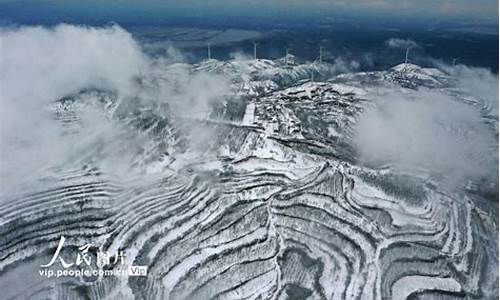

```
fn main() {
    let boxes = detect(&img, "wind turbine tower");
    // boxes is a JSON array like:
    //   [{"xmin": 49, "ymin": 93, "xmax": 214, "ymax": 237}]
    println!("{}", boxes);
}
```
[
  {"xmin": 207, "ymin": 43, "xmax": 212, "ymax": 60},
  {"xmin": 404, "ymin": 46, "xmax": 411, "ymax": 65},
  {"xmin": 253, "ymin": 42, "xmax": 257, "ymax": 60}
]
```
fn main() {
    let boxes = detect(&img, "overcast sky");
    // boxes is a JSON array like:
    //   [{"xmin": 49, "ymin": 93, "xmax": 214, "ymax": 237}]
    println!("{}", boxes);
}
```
[{"xmin": 0, "ymin": 0, "xmax": 498, "ymax": 22}]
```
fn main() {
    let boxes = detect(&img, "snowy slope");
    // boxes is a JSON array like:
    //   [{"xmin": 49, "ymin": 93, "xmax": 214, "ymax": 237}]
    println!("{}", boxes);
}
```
[{"xmin": 0, "ymin": 58, "xmax": 497, "ymax": 300}]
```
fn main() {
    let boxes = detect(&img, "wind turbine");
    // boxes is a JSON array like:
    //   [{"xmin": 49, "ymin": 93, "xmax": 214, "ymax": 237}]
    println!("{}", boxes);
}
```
[
  {"xmin": 253, "ymin": 42, "xmax": 258, "ymax": 60},
  {"xmin": 207, "ymin": 42, "xmax": 212, "ymax": 60},
  {"xmin": 404, "ymin": 46, "xmax": 411, "ymax": 65}
]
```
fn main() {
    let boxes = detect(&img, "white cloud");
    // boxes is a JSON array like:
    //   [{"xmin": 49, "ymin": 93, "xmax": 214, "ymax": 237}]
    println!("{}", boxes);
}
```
[
  {"xmin": 0, "ymin": 24, "xmax": 231, "ymax": 195},
  {"xmin": 439, "ymin": 62, "xmax": 499, "ymax": 120},
  {"xmin": 385, "ymin": 38, "xmax": 419, "ymax": 49},
  {"xmin": 0, "ymin": 24, "xmax": 147, "ymax": 104},
  {"xmin": 331, "ymin": 57, "xmax": 360, "ymax": 73},
  {"xmin": 0, "ymin": 24, "xmax": 149, "ymax": 194},
  {"xmin": 354, "ymin": 87, "xmax": 498, "ymax": 187},
  {"xmin": 229, "ymin": 50, "xmax": 253, "ymax": 61}
]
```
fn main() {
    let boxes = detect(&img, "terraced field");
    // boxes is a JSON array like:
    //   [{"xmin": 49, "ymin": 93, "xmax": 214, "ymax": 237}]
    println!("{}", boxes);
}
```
[{"xmin": 0, "ymin": 60, "xmax": 497, "ymax": 300}]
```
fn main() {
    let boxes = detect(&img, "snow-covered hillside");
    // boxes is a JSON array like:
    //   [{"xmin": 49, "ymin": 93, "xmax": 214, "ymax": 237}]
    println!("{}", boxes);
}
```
[{"xmin": 0, "ymin": 57, "xmax": 497, "ymax": 300}]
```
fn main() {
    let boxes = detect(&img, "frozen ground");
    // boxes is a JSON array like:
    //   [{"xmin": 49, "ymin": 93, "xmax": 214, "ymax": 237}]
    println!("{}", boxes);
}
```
[{"xmin": 0, "ymin": 56, "xmax": 498, "ymax": 300}]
